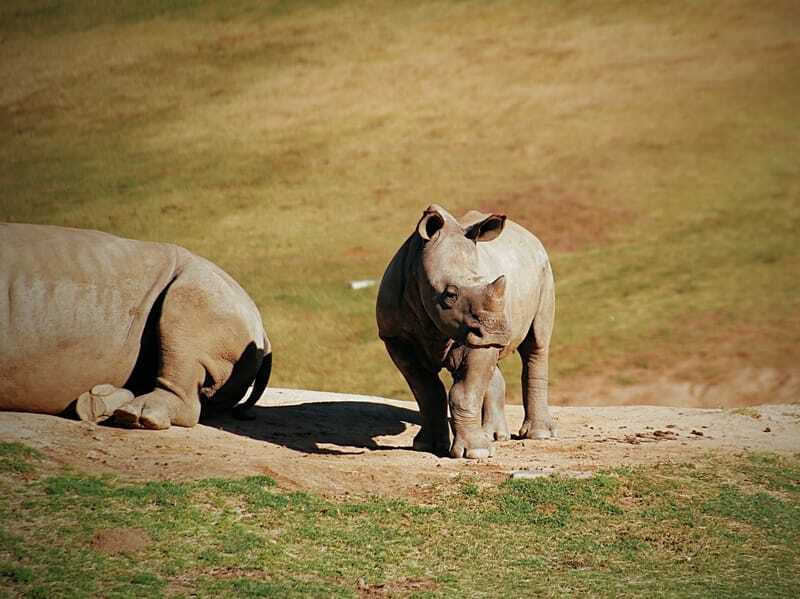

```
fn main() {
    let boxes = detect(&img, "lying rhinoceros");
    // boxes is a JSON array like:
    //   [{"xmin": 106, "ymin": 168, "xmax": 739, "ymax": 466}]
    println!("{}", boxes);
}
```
[
  {"xmin": 0, "ymin": 223, "xmax": 271, "ymax": 429},
  {"xmin": 376, "ymin": 205, "xmax": 555, "ymax": 458}
]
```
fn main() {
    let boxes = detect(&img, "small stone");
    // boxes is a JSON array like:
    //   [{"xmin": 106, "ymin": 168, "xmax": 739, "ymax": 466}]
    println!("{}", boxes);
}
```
[{"xmin": 763, "ymin": 427, "xmax": 771, "ymax": 433}]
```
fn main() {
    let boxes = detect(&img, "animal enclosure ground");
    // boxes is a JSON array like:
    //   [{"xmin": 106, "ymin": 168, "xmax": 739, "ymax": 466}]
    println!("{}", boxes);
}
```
[
  {"xmin": 1, "ymin": 392, "xmax": 799, "ymax": 597},
  {"xmin": 1, "ymin": 389, "xmax": 798, "ymax": 497}
]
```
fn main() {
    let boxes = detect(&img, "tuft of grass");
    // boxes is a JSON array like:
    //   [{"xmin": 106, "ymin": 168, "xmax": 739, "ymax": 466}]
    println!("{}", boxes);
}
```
[
  {"xmin": 0, "ymin": 442, "xmax": 44, "ymax": 475},
  {"xmin": 494, "ymin": 474, "xmax": 621, "ymax": 527}
]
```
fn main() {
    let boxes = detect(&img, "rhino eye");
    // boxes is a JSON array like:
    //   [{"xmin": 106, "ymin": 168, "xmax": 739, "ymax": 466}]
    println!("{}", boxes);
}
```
[{"xmin": 441, "ymin": 285, "xmax": 459, "ymax": 308}]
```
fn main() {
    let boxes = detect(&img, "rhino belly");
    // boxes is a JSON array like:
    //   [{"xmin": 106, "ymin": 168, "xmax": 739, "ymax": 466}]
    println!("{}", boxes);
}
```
[{"xmin": 0, "ymin": 224, "xmax": 182, "ymax": 414}]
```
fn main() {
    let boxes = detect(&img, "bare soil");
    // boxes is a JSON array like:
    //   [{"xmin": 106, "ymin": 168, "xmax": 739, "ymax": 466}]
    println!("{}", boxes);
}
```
[
  {"xmin": 91, "ymin": 528, "xmax": 151, "ymax": 555},
  {"xmin": 1, "ymin": 388, "xmax": 797, "ymax": 499}
]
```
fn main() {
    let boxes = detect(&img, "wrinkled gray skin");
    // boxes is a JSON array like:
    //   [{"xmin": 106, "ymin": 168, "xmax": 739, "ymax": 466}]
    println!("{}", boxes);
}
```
[
  {"xmin": 0, "ymin": 223, "xmax": 272, "ymax": 429},
  {"xmin": 376, "ymin": 205, "xmax": 556, "ymax": 459}
]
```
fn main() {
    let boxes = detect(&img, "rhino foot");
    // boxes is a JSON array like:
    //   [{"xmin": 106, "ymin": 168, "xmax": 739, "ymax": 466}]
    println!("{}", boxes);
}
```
[
  {"xmin": 113, "ymin": 398, "xmax": 171, "ymax": 430},
  {"xmin": 412, "ymin": 428, "xmax": 450, "ymax": 457},
  {"xmin": 450, "ymin": 429, "xmax": 495, "ymax": 459},
  {"xmin": 75, "ymin": 385, "xmax": 134, "ymax": 423},
  {"xmin": 482, "ymin": 415, "xmax": 510, "ymax": 442},
  {"xmin": 518, "ymin": 418, "xmax": 557, "ymax": 440}
]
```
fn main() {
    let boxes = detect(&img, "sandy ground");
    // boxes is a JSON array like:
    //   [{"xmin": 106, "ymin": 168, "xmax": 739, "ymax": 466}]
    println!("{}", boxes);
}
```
[{"xmin": 1, "ymin": 388, "xmax": 798, "ymax": 498}]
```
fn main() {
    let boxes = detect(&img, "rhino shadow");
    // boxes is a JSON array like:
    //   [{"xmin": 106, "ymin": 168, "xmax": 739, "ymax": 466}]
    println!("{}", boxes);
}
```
[{"xmin": 201, "ymin": 400, "xmax": 421, "ymax": 455}]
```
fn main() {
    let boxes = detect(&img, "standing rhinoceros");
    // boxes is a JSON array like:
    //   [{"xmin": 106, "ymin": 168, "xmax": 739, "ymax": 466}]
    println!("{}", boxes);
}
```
[
  {"xmin": 376, "ymin": 205, "xmax": 555, "ymax": 459},
  {"xmin": 0, "ymin": 223, "xmax": 271, "ymax": 429}
]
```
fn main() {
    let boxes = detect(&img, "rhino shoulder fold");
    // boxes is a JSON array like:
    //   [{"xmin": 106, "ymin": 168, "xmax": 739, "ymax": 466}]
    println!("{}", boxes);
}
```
[{"xmin": 377, "ymin": 234, "xmax": 424, "ymax": 338}]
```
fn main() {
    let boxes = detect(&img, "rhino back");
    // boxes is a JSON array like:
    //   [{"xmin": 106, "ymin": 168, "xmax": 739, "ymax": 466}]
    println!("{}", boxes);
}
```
[
  {"xmin": 474, "ymin": 219, "xmax": 550, "ymax": 351},
  {"xmin": 0, "ymin": 223, "xmax": 185, "ymax": 414}
]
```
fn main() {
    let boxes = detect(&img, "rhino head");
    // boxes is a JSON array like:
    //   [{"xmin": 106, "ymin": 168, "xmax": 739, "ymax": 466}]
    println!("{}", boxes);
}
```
[{"xmin": 415, "ymin": 204, "xmax": 511, "ymax": 349}]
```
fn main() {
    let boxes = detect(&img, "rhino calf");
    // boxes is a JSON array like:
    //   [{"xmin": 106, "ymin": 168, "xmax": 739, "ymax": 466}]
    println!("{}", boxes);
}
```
[
  {"xmin": 377, "ymin": 205, "xmax": 555, "ymax": 458},
  {"xmin": 0, "ymin": 223, "xmax": 272, "ymax": 429}
]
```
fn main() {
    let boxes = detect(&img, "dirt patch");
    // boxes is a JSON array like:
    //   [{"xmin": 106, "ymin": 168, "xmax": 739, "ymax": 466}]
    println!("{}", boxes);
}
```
[
  {"xmin": 479, "ymin": 184, "xmax": 633, "ymax": 252},
  {"xmin": 550, "ymin": 310, "xmax": 800, "ymax": 408},
  {"xmin": 551, "ymin": 366, "xmax": 800, "ymax": 409},
  {"xmin": 1, "ymin": 389, "xmax": 798, "ymax": 500},
  {"xmin": 91, "ymin": 527, "xmax": 150, "ymax": 555}
]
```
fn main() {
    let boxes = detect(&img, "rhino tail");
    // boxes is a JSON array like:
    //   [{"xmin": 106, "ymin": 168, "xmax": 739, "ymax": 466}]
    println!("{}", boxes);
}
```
[{"xmin": 232, "ymin": 347, "xmax": 272, "ymax": 420}]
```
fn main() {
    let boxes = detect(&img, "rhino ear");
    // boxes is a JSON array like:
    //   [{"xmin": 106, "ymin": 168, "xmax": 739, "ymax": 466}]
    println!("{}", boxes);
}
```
[
  {"xmin": 417, "ymin": 204, "xmax": 448, "ymax": 241},
  {"xmin": 465, "ymin": 214, "xmax": 506, "ymax": 242}
]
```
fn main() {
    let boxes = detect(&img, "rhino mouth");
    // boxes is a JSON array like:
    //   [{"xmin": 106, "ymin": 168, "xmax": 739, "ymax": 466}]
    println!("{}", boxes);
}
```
[
  {"xmin": 465, "ymin": 330, "xmax": 510, "ymax": 349},
  {"xmin": 464, "ymin": 311, "xmax": 511, "ymax": 349}
]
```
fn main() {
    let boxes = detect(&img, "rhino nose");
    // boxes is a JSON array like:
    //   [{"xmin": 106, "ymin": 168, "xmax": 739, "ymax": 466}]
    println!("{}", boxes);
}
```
[{"xmin": 465, "ymin": 313, "xmax": 482, "ymax": 330}]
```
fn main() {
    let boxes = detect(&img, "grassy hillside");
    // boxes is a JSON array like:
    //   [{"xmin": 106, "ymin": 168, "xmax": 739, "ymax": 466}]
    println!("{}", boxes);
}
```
[{"xmin": 1, "ymin": 0, "xmax": 798, "ymax": 403}]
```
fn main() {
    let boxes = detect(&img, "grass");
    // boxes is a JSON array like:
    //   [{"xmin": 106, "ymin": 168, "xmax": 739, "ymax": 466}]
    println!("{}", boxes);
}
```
[
  {"xmin": 0, "ymin": 0, "xmax": 798, "ymax": 402},
  {"xmin": 1, "ymin": 442, "xmax": 799, "ymax": 597}
]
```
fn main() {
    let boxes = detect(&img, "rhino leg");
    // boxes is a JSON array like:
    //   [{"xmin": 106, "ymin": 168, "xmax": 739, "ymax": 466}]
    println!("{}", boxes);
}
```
[
  {"xmin": 113, "ymin": 386, "xmax": 201, "ymax": 430},
  {"xmin": 449, "ymin": 348, "xmax": 498, "ymax": 459},
  {"xmin": 517, "ymin": 268, "xmax": 556, "ymax": 439},
  {"xmin": 383, "ymin": 337, "xmax": 450, "ymax": 456},
  {"xmin": 113, "ymin": 274, "xmax": 216, "ymax": 429},
  {"xmin": 482, "ymin": 366, "xmax": 509, "ymax": 441}
]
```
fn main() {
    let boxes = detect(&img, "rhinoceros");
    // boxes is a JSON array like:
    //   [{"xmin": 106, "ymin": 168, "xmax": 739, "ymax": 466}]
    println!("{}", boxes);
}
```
[
  {"xmin": 376, "ymin": 204, "xmax": 555, "ymax": 458},
  {"xmin": 0, "ymin": 223, "xmax": 271, "ymax": 429}
]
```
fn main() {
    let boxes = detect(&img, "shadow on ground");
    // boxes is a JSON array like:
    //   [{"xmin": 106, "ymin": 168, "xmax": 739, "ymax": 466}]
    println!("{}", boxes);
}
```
[{"xmin": 202, "ymin": 401, "xmax": 421, "ymax": 455}]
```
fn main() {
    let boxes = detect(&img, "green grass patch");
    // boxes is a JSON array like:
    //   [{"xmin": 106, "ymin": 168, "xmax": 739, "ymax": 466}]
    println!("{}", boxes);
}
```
[
  {"xmin": 1, "ymin": 446, "xmax": 799, "ymax": 597},
  {"xmin": 0, "ymin": 442, "xmax": 44, "ymax": 475}
]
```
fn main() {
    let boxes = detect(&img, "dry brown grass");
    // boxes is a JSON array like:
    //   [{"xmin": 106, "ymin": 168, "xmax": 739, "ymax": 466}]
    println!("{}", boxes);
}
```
[{"xmin": 1, "ymin": 0, "xmax": 798, "ymax": 404}]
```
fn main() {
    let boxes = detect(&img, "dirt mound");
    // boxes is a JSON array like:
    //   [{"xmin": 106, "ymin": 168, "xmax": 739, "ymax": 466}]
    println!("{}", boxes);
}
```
[{"xmin": 1, "ymin": 388, "xmax": 798, "ymax": 498}]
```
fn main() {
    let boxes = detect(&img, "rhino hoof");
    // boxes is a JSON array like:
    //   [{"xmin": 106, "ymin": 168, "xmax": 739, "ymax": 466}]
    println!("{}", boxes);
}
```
[
  {"xmin": 413, "ymin": 429, "xmax": 450, "ymax": 456},
  {"xmin": 113, "ymin": 403, "xmax": 143, "ymax": 428},
  {"xmin": 450, "ymin": 431, "xmax": 494, "ymax": 459},
  {"xmin": 140, "ymin": 406, "xmax": 170, "ymax": 430},
  {"xmin": 519, "ymin": 419, "xmax": 557, "ymax": 440},
  {"xmin": 484, "ymin": 428, "xmax": 510, "ymax": 442},
  {"xmin": 76, "ymin": 386, "xmax": 134, "ymax": 423},
  {"xmin": 465, "ymin": 446, "xmax": 493, "ymax": 459}
]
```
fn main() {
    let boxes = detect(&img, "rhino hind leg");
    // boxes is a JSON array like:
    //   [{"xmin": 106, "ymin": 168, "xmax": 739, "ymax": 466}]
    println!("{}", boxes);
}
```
[
  {"xmin": 113, "ymin": 387, "xmax": 200, "ymax": 430},
  {"xmin": 112, "ymin": 274, "xmax": 214, "ymax": 430},
  {"xmin": 75, "ymin": 384, "xmax": 134, "ymax": 423},
  {"xmin": 517, "ymin": 323, "xmax": 556, "ymax": 440},
  {"xmin": 481, "ymin": 367, "xmax": 509, "ymax": 441}
]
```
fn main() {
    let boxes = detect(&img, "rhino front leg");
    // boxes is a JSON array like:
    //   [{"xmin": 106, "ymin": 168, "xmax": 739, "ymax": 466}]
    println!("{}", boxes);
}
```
[
  {"xmin": 383, "ymin": 337, "xmax": 449, "ymax": 456},
  {"xmin": 75, "ymin": 384, "xmax": 134, "ymax": 423},
  {"xmin": 482, "ymin": 366, "xmax": 510, "ymax": 441},
  {"xmin": 449, "ymin": 348, "xmax": 499, "ymax": 459}
]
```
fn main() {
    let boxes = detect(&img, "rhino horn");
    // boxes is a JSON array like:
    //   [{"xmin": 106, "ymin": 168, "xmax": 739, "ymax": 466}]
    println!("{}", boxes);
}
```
[{"xmin": 484, "ymin": 275, "xmax": 506, "ymax": 312}]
